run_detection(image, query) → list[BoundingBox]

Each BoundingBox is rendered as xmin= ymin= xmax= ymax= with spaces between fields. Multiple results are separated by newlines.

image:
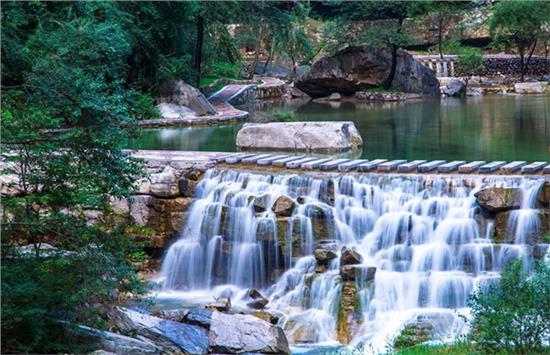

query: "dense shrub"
xmin=468 ymin=261 xmax=550 ymax=353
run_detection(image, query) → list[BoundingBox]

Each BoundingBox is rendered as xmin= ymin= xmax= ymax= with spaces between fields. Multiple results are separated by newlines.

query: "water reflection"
xmin=127 ymin=95 xmax=550 ymax=161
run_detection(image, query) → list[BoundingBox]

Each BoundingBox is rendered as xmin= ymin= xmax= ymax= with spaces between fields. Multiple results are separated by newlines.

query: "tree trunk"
xmin=519 ymin=51 xmax=525 ymax=82
xmin=438 ymin=16 xmax=444 ymax=59
xmin=383 ymin=44 xmax=398 ymax=89
xmin=248 ymin=23 xmax=264 ymax=80
xmin=193 ymin=15 xmax=205 ymax=87
xmin=263 ymin=41 xmax=274 ymax=74
xmin=524 ymin=39 xmax=538 ymax=80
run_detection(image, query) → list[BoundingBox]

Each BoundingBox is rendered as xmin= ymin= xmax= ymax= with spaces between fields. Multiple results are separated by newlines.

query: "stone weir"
xmin=113 ymin=150 xmax=549 ymax=264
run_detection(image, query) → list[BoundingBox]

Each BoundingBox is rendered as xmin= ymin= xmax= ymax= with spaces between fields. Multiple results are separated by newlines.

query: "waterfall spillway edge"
xmin=157 ymin=168 xmax=549 ymax=352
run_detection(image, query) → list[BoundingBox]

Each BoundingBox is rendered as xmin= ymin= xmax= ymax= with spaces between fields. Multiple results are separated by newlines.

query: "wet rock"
xmin=295 ymin=46 xmax=439 ymax=98
xmin=314 ymin=248 xmax=338 ymax=265
xmin=291 ymin=326 xmax=317 ymax=343
xmin=247 ymin=288 xmax=269 ymax=309
xmin=253 ymin=194 xmax=271 ymax=212
xmin=340 ymin=247 xmax=362 ymax=265
xmin=443 ymin=79 xmax=466 ymax=97
xmin=272 ymin=195 xmax=297 ymax=217
xmin=184 ymin=309 xmax=213 ymax=328
xmin=236 ymin=122 xmax=363 ymax=153
xmin=112 ymin=307 xmax=208 ymax=354
xmin=251 ymin=310 xmax=280 ymax=324
xmin=208 ymin=311 xmax=290 ymax=354
xmin=493 ymin=210 xmax=512 ymax=243
xmin=537 ymin=182 xmax=550 ymax=208
xmin=149 ymin=166 xmax=180 ymax=198
xmin=337 ymin=281 xmax=359 ymax=344
xmin=514 ymin=81 xmax=549 ymax=94
xmin=150 ymin=309 xmax=188 ymax=322
xmin=156 ymin=102 xmax=196 ymax=119
xmin=68 ymin=324 xmax=161 ymax=354
xmin=475 ymin=187 xmax=520 ymax=212
xmin=178 ymin=178 xmax=197 ymax=197
xmin=205 ymin=298 xmax=231 ymax=312
xmin=158 ymin=80 xmax=216 ymax=115
xmin=340 ymin=265 xmax=376 ymax=282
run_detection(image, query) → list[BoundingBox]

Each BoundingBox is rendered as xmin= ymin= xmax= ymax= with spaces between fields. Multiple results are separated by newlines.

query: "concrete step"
xmin=286 ymin=157 xmax=319 ymax=169
xmin=338 ymin=159 xmax=368 ymax=172
xmin=522 ymin=161 xmax=547 ymax=174
xmin=302 ymin=158 xmax=332 ymax=170
xmin=479 ymin=161 xmax=506 ymax=173
xmin=214 ymin=153 xmax=238 ymax=163
xmin=458 ymin=161 xmax=486 ymax=173
xmin=242 ymin=154 xmax=274 ymax=164
xmin=378 ymin=160 xmax=407 ymax=172
xmin=357 ymin=159 xmax=387 ymax=172
xmin=226 ymin=153 xmax=256 ymax=164
xmin=319 ymin=159 xmax=350 ymax=171
xmin=417 ymin=160 xmax=446 ymax=173
xmin=438 ymin=161 xmax=466 ymax=173
xmin=501 ymin=161 xmax=526 ymax=174
xmin=543 ymin=164 xmax=550 ymax=174
xmin=272 ymin=155 xmax=305 ymax=167
xmin=398 ymin=160 xmax=426 ymax=172
xmin=257 ymin=155 xmax=288 ymax=165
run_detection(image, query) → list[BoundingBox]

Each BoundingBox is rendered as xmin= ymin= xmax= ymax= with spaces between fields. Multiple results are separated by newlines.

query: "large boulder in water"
xmin=208 ymin=311 xmax=290 ymax=354
xmin=295 ymin=46 xmax=440 ymax=98
xmin=475 ymin=187 xmax=520 ymax=212
xmin=236 ymin=122 xmax=363 ymax=153
xmin=158 ymin=80 xmax=217 ymax=115
xmin=443 ymin=79 xmax=466 ymax=97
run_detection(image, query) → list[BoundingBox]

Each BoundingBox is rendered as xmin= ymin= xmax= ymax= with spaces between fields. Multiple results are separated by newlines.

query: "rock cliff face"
xmin=295 ymin=46 xmax=440 ymax=98
xmin=158 ymin=80 xmax=217 ymax=115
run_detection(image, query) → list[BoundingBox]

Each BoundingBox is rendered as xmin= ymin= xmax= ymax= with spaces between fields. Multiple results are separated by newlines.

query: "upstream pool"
xmin=127 ymin=95 xmax=550 ymax=161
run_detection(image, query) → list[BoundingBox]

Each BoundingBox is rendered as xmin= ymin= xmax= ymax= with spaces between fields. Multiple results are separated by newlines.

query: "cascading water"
xmin=158 ymin=169 xmax=549 ymax=353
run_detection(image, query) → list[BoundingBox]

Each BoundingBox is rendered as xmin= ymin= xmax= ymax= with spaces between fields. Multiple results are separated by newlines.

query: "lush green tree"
xmin=457 ymin=46 xmax=485 ymax=87
xmin=468 ymin=261 xmax=550 ymax=353
xmin=489 ymin=0 xmax=550 ymax=81
xmin=1 ymin=2 xmax=147 ymax=352
xmin=425 ymin=1 xmax=473 ymax=58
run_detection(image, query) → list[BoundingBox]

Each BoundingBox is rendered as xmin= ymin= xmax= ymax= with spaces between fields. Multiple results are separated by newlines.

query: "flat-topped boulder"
xmin=158 ymin=80 xmax=216 ymax=115
xmin=236 ymin=122 xmax=363 ymax=153
xmin=514 ymin=81 xmax=548 ymax=94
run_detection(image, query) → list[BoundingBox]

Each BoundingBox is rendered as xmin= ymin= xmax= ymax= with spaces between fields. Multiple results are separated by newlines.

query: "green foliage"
xmin=393 ymin=324 xmax=430 ymax=351
xmin=206 ymin=61 xmax=243 ymax=80
xmin=396 ymin=341 xmax=482 ymax=355
xmin=272 ymin=110 xmax=298 ymax=122
xmin=468 ymin=261 xmax=550 ymax=353
xmin=457 ymin=46 xmax=485 ymax=76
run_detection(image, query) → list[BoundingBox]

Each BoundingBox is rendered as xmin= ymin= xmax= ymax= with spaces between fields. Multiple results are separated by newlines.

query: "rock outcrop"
xmin=514 ymin=81 xmax=549 ymax=94
xmin=443 ymin=79 xmax=466 ymax=97
xmin=236 ymin=122 xmax=363 ymax=153
xmin=475 ymin=187 xmax=520 ymax=212
xmin=158 ymin=80 xmax=217 ymax=115
xmin=295 ymin=46 xmax=440 ymax=98
xmin=156 ymin=102 xmax=197 ymax=119
xmin=208 ymin=311 xmax=290 ymax=354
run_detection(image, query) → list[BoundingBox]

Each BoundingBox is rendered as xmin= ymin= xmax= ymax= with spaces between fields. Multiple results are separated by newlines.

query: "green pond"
xmin=127 ymin=95 xmax=550 ymax=161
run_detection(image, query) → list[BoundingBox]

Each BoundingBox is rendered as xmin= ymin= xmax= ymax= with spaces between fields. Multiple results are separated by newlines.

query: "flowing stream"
xmin=157 ymin=169 xmax=548 ymax=353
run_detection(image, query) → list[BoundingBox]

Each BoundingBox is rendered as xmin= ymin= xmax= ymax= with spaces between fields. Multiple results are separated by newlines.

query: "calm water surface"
xmin=127 ymin=95 xmax=550 ymax=161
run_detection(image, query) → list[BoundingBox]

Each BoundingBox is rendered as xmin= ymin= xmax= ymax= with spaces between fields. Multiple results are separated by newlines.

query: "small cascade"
xmin=158 ymin=169 xmax=548 ymax=352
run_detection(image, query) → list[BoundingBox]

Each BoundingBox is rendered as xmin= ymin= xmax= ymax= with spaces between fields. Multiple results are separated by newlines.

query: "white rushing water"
xmin=157 ymin=169 xmax=548 ymax=353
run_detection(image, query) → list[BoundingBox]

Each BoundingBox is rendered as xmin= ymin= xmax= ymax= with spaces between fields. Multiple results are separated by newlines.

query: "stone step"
xmin=417 ymin=160 xmax=446 ymax=173
xmin=479 ymin=161 xmax=506 ymax=173
xmin=338 ymin=159 xmax=368 ymax=172
xmin=241 ymin=154 xmax=274 ymax=164
xmin=256 ymin=155 xmax=288 ymax=166
xmin=319 ymin=159 xmax=351 ymax=171
xmin=272 ymin=155 xmax=305 ymax=167
xmin=500 ymin=161 xmax=526 ymax=174
xmin=378 ymin=160 xmax=407 ymax=172
xmin=438 ymin=161 xmax=466 ymax=173
xmin=286 ymin=157 xmax=319 ymax=169
xmin=522 ymin=161 xmax=547 ymax=174
xmin=214 ymin=153 xmax=238 ymax=163
xmin=226 ymin=153 xmax=256 ymax=164
xmin=458 ymin=161 xmax=486 ymax=173
xmin=357 ymin=159 xmax=387 ymax=172
xmin=302 ymin=158 xmax=333 ymax=170
xmin=543 ymin=164 xmax=550 ymax=174
xmin=398 ymin=160 xmax=427 ymax=172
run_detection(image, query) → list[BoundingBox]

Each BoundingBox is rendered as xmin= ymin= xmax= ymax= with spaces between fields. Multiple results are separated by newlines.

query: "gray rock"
xmin=255 ymin=62 xmax=292 ymax=79
xmin=158 ymin=80 xmax=216 ymax=115
xmin=113 ymin=307 xmax=208 ymax=354
xmin=474 ymin=187 xmax=520 ymax=212
xmin=236 ymin=122 xmax=363 ymax=153
xmin=314 ymin=248 xmax=338 ymax=265
xmin=156 ymin=102 xmax=196 ymax=119
xmin=185 ymin=309 xmax=213 ymax=328
xmin=295 ymin=46 xmax=439 ymax=98
xmin=514 ymin=81 xmax=548 ymax=94
xmin=69 ymin=324 xmax=161 ymax=354
xmin=314 ymin=92 xmax=342 ymax=102
xmin=272 ymin=195 xmax=297 ymax=217
xmin=340 ymin=247 xmax=362 ymax=265
xmin=247 ymin=288 xmax=269 ymax=309
xmin=205 ymin=297 xmax=231 ymax=312
xmin=252 ymin=194 xmax=271 ymax=212
xmin=443 ymin=79 xmax=466 ymax=97
xmin=208 ymin=311 xmax=290 ymax=354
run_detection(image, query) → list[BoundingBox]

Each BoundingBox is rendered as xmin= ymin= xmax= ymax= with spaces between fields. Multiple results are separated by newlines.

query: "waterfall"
xmin=158 ymin=169 xmax=548 ymax=352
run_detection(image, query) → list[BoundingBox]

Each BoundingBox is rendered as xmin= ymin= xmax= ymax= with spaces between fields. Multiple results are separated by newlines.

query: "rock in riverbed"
xmin=236 ymin=122 xmax=363 ymax=153
xmin=208 ymin=311 xmax=290 ymax=354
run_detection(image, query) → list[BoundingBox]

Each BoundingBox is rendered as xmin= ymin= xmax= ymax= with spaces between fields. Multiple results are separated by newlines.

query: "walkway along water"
xmin=154 ymin=153 xmax=549 ymax=352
